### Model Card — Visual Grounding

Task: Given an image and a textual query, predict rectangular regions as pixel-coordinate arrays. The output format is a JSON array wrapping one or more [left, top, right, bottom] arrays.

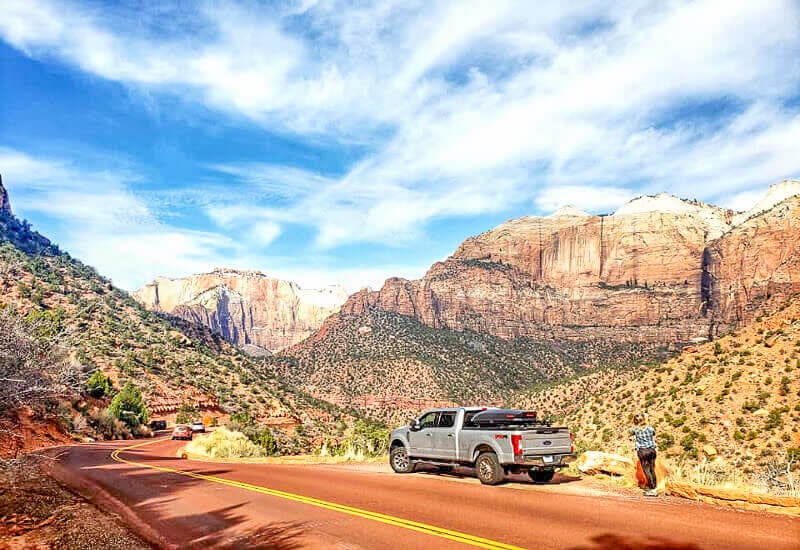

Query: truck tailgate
[[521, 428, 571, 455]]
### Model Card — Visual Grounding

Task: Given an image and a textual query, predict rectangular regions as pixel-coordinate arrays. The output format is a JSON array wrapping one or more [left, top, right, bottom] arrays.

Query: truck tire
[[475, 452, 504, 485], [390, 446, 416, 474], [528, 469, 555, 483]]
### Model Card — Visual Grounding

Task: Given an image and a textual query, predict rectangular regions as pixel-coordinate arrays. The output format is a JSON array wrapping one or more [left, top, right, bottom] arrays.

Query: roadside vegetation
[[271, 309, 662, 424], [185, 427, 271, 459], [520, 295, 800, 498], [0, 204, 358, 454], [319, 419, 389, 460]]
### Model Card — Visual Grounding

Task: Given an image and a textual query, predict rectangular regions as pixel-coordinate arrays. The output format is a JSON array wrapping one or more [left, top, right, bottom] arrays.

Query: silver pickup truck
[[389, 407, 576, 485]]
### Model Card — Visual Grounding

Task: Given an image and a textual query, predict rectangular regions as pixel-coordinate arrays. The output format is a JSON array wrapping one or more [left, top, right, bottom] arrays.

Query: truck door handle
[[447, 433, 454, 437], [425, 433, 432, 437]]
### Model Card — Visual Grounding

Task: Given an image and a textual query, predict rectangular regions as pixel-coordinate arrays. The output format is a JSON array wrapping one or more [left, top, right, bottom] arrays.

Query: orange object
[[635, 458, 647, 488]]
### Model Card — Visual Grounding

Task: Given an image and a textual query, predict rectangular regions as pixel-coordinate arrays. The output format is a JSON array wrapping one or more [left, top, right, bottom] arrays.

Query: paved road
[[54, 437, 799, 549]]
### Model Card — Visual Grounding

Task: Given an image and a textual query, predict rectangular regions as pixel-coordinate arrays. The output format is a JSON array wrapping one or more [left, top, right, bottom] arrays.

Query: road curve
[[54, 437, 799, 549]]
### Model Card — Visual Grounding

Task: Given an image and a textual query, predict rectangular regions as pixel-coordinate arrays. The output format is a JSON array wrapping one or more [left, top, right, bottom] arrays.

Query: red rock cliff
[[342, 182, 800, 345]]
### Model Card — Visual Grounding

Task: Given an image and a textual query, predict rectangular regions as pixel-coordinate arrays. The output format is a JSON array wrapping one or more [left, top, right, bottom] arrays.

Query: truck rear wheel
[[528, 469, 555, 483], [475, 452, 504, 485], [390, 446, 416, 474]]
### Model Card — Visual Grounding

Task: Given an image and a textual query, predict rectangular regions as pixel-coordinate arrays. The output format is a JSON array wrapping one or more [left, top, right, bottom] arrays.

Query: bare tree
[[0, 307, 85, 412]]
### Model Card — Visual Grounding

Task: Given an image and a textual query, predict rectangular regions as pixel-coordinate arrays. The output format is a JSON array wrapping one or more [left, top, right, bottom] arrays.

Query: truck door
[[408, 411, 438, 457], [432, 410, 457, 460]]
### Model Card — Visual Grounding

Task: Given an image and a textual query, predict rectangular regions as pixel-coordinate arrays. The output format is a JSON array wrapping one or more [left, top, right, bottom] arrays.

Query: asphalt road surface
[[53, 437, 799, 549]]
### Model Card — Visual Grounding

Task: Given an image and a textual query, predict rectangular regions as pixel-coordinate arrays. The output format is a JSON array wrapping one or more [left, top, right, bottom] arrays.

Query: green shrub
[[175, 402, 199, 424], [321, 419, 389, 459], [86, 371, 113, 398], [251, 428, 279, 455], [108, 381, 149, 427]]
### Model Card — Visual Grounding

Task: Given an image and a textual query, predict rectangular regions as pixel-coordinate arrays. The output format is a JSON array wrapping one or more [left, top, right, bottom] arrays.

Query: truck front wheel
[[475, 452, 504, 485], [390, 446, 416, 474], [528, 469, 555, 483]]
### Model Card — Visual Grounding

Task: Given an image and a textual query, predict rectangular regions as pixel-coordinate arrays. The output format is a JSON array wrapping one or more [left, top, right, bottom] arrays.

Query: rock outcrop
[[342, 181, 800, 349], [134, 270, 348, 352], [0, 174, 11, 215], [704, 192, 800, 333]]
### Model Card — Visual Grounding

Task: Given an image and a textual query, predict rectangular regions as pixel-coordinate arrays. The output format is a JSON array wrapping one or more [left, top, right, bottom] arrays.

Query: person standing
[[632, 413, 658, 496]]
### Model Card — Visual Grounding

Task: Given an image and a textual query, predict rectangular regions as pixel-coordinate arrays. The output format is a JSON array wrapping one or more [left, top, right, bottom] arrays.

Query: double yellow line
[[111, 438, 525, 550]]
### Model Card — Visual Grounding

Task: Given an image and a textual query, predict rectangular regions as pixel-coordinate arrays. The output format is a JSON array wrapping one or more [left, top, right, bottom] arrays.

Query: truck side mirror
[[409, 419, 421, 431]]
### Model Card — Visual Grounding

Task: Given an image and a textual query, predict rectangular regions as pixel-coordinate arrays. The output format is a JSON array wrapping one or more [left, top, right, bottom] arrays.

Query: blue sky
[[1, 1, 799, 291]]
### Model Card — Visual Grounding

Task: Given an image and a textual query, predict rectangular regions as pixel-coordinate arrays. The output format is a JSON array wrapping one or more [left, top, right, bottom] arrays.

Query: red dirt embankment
[[0, 407, 74, 459]]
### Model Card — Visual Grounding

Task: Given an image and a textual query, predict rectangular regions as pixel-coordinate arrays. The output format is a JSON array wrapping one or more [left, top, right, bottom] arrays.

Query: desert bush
[[87, 408, 132, 440], [185, 427, 266, 458], [251, 427, 279, 455], [175, 402, 199, 424], [85, 370, 114, 398], [321, 419, 389, 460], [0, 307, 85, 411], [756, 451, 798, 496], [108, 381, 149, 427], [132, 424, 154, 438]]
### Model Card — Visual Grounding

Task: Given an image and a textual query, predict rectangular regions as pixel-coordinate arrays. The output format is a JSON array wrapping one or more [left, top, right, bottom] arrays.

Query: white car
[[191, 421, 206, 433]]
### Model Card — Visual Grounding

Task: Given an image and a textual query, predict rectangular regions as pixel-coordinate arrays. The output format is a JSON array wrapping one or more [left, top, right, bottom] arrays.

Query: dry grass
[[520, 296, 800, 497], [184, 427, 267, 459]]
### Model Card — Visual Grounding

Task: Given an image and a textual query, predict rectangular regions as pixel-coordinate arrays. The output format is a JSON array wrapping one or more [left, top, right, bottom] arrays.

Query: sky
[[0, 0, 799, 291]]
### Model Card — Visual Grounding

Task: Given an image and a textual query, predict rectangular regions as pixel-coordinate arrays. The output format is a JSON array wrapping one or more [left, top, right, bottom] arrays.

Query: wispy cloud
[[1, 0, 799, 274], [0, 147, 239, 289]]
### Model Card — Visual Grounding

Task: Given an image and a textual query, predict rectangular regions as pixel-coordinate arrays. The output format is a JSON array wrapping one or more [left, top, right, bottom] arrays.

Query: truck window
[[437, 412, 456, 428], [463, 411, 481, 427], [419, 412, 438, 429]]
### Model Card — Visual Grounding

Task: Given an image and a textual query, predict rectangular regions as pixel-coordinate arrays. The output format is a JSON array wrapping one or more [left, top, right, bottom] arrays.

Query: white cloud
[[250, 221, 282, 246], [534, 185, 635, 214], [2, 0, 800, 258], [0, 148, 240, 289]]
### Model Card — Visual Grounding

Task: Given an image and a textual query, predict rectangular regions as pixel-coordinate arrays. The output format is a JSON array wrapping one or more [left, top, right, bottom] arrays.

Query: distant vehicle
[[171, 425, 193, 440], [389, 408, 576, 485], [191, 421, 206, 433], [149, 420, 167, 431]]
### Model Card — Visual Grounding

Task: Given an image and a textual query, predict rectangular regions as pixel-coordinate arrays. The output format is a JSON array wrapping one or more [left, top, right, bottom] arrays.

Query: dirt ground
[[0, 453, 150, 550]]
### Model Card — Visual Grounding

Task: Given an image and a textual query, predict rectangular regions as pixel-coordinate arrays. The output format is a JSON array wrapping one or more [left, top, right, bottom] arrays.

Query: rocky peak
[[549, 205, 590, 218], [613, 193, 734, 240], [731, 179, 800, 226], [134, 270, 349, 352], [0, 174, 11, 215]]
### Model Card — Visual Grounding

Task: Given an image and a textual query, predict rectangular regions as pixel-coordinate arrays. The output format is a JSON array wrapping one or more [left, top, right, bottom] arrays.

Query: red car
[[171, 425, 193, 440]]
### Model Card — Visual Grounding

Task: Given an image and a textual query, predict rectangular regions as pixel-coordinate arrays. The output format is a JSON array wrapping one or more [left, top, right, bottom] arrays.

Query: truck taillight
[[570, 432, 575, 453], [511, 434, 523, 456]]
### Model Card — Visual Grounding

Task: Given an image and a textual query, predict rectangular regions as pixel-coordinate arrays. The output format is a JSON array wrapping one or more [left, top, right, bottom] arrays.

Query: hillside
[[273, 309, 671, 423], [343, 180, 800, 357], [134, 271, 348, 353], [0, 182, 352, 451], [517, 295, 800, 489]]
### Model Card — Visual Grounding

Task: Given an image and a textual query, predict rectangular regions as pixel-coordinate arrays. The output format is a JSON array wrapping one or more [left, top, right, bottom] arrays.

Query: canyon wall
[[134, 270, 348, 353], [343, 181, 800, 346]]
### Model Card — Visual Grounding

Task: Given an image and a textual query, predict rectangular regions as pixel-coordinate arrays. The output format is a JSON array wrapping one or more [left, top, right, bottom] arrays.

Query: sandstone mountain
[[344, 180, 800, 346], [0, 181, 352, 452], [278, 180, 800, 420], [134, 271, 348, 353]]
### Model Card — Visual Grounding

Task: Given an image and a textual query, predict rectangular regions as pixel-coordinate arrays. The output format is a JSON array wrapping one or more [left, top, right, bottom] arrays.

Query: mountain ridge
[[134, 270, 349, 353]]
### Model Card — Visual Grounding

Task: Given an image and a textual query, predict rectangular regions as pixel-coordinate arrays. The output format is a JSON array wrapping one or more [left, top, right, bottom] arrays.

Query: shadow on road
[[56, 441, 310, 548], [416, 464, 582, 485], [570, 533, 702, 550]]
